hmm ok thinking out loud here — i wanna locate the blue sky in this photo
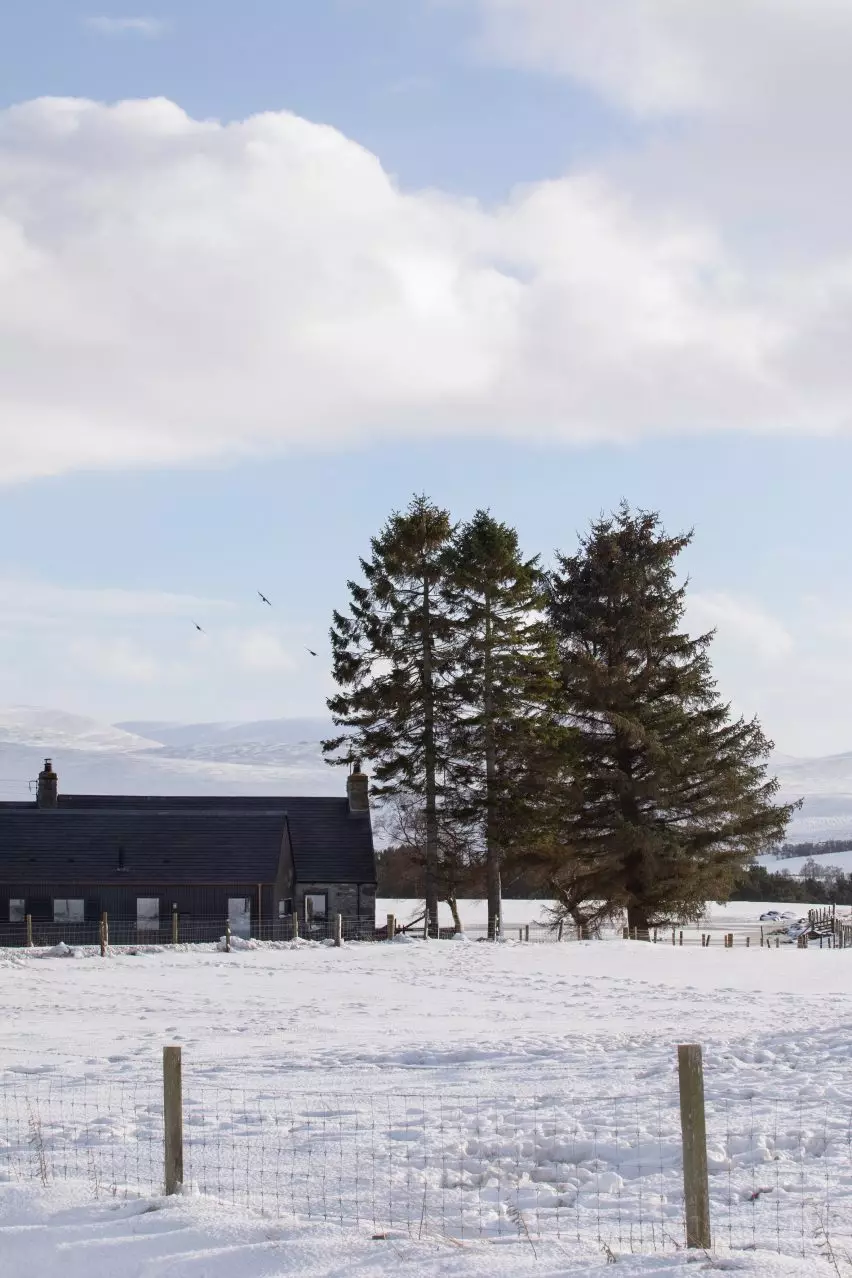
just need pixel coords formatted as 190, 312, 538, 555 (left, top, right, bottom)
1, 1, 851, 752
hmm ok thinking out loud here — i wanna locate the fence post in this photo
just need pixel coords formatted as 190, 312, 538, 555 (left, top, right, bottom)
677, 1044, 711, 1249
293, 912, 300, 941
225, 921, 231, 953
679, 930, 683, 946
26, 913, 33, 947
387, 913, 396, 941
335, 913, 343, 947
171, 907, 178, 945
557, 920, 564, 942
163, 1045, 183, 1196
525, 924, 530, 943
622, 926, 629, 940
99, 917, 106, 958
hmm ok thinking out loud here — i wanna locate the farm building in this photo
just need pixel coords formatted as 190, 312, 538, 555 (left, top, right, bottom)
0, 759, 376, 944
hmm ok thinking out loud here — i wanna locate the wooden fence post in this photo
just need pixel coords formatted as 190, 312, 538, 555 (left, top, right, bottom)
171, 907, 178, 945
293, 912, 300, 941
99, 916, 106, 958
225, 921, 231, 953
335, 913, 343, 947
101, 911, 109, 951
557, 920, 564, 942
622, 926, 629, 940
26, 914, 33, 948
677, 1044, 711, 1249
163, 1045, 183, 1195
679, 930, 683, 947
387, 913, 396, 941
525, 924, 530, 943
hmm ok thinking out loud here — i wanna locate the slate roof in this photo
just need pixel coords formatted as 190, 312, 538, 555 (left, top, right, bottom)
0, 795, 376, 885
0, 809, 287, 884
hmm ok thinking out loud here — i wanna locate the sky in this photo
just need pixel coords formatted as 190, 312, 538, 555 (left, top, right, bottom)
1, 0, 851, 754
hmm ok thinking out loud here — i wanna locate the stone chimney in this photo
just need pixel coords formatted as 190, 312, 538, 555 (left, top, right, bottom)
346, 761, 369, 815
36, 758, 58, 808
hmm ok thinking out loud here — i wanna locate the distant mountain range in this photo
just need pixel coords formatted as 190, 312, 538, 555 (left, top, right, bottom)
0, 706, 339, 800
0, 705, 850, 841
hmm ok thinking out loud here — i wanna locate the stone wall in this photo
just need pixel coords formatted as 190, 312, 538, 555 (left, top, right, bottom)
296, 882, 374, 925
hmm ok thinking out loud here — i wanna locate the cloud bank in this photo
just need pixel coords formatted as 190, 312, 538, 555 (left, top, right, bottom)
0, 76, 851, 480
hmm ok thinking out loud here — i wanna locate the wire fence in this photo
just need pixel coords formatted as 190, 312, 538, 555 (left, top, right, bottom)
2, 911, 850, 951
2, 1063, 852, 1258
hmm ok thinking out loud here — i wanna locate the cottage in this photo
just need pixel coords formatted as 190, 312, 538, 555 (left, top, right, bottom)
0, 759, 376, 943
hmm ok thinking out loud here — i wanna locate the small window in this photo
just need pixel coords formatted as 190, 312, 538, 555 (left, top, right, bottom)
9, 899, 24, 923
278, 899, 293, 919
53, 899, 84, 924
304, 893, 327, 922
137, 898, 159, 931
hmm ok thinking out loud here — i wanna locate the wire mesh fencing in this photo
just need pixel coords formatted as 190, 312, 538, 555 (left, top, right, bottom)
3, 1062, 852, 1259
0, 1074, 162, 1197
182, 1086, 682, 1250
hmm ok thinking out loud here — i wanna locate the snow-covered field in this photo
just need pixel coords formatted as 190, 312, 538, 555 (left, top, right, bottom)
3, 929, 852, 1275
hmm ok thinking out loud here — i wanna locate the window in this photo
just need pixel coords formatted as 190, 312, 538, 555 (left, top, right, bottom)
53, 899, 84, 924
137, 898, 159, 931
304, 893, 327, 921
9, 899, 24, 923
278, 899, 293, 919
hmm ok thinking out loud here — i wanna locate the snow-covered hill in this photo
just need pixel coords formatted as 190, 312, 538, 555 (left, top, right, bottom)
772, 751, 852, 841
0, 707, 338, 799
0, 707, 852, 833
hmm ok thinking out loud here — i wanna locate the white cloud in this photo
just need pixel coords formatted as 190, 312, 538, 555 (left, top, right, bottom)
70, 635, 160, 683
0, 575, 323, 722
468, 1, 852, 119
0, 578, 230, 623
84, 16, 168, 37
688, 592, 794, 662
230, 629, 297, 674
3, 96, 852, 482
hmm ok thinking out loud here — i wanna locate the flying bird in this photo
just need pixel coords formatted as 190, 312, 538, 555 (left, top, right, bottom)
306, 647, 317, 657
258, 591, 272, 607
192, 621, 205, 634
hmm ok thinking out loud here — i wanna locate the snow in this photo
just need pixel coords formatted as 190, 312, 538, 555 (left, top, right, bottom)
0, 1183, 834, 1278
3, 926, 852, 1274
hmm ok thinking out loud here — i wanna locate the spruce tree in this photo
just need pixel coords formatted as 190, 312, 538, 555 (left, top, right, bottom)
545, 504, 798, 937
323, 495, 454, 936
444, 511, 563, 940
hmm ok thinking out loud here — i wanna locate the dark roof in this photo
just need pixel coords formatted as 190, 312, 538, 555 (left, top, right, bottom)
0, 809, 285, 884
0, 795, 376, 885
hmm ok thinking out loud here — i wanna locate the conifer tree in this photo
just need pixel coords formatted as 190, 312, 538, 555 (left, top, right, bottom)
544, 504, 798, 937
323, 495, 454, 936
444, 511, 563, 940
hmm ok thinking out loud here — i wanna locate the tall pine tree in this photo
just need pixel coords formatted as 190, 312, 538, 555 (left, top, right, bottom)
323, 495, 454, 937
444, 511, 563, 940
544, 504, 797, 937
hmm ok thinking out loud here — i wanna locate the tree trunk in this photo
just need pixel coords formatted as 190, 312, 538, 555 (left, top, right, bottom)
484, 589, 502, 940
447, 893, 463, 935
422, 578, 440, 938
626, 904, 651, 941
